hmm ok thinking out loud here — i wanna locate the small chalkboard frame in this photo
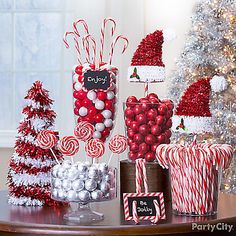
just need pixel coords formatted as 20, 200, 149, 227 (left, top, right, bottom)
82, 68, 113, 92
123, 192, 166, 221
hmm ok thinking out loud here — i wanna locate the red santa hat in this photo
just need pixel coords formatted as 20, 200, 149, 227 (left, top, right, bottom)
128, 29, 175, 83
172, 75, 228, 134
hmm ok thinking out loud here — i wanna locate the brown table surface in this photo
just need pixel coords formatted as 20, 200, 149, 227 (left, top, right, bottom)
0, 191, 235, 235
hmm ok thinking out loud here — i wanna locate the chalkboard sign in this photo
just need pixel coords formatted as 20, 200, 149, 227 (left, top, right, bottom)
83, 69, 111, 91
123, 192, 166, 221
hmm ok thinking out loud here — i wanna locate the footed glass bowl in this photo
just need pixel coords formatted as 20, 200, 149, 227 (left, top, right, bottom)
51, 160, 117, 224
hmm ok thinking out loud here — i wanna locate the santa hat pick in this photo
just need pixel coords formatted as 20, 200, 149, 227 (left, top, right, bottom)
128, 29, 175, 83
172, 75, 228, 134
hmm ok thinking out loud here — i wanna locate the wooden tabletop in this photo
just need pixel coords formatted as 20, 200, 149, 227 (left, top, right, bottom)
0, 191, 236, 235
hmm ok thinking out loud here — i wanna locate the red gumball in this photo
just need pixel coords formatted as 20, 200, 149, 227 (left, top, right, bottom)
102, 127, 110, 137
165, 138, 171, 144
125, 107, 135, 119
75, 99, 82, 108
157, 134, 166, 144
140, 99, 150, 111
133, 134, 144, 144
165, 130, 172, 139
134, 104, 143, 115
158, 103, 168, 115
105, 100, 113, 110
128, 138, 133, 146
166, 110, 173, 119
97, 91, 107, 101
127, 129, 136, 139
130, 142, 139, 152
147, 108, 158, 121
139, 143, 150, 154
88, 106, 97, 116
126, 96, 138, 107
145, 134, 156, 145
125, 118, 132, 127
135, 114, 147, 125
129, 151, 138, 161
130, 121, 139, 132
139, 124, 149, 136
148, 93, 159, 100
145, 152, 155, 162
73, 90, 86, 100
137, 152, 144, 159
156, 115, 166, 126
75, 65, 83, 75
78, 75, 83, 83
166, 119, 173, 129
148, 121, 156, 126
74, 107, 79, 115
82, 115, 93, 123
151, 143, 160, 152
82, 98, 93, 108
94, 113, 104, 123
151, 125, 162, 135
163, 99, 174, 110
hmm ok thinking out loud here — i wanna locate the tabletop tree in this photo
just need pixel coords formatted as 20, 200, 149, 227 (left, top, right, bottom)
8, 81, 63, 206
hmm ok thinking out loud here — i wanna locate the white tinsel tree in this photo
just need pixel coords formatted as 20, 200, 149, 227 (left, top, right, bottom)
169, 0, 236, 147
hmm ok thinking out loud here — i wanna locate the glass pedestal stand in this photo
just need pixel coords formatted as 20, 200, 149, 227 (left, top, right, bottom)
64, 203, 104, 224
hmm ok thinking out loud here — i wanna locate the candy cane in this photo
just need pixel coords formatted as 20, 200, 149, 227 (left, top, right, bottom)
135, 159, 142, 193
141, 159, 149, 193
109, 35, 129, 65
73, 19, 89, 37
99, 18, 116, 65
63, 31, 82, 65
132, 200, 139, 224
83, 34, 97, 66
151, 200, 161, 224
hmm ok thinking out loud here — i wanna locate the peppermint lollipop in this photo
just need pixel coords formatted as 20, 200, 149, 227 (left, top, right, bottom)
108, 134, 128, 165
74, 121, 94, 141
36, 130, 60, 164
109, 134, 128, 154
85, 139, 105, 159
58, 136, 80, 156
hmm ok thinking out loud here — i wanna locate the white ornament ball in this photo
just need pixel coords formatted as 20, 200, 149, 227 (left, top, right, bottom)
72, 179, 84, 191
85, 179, 97, 191
100, 182, 110, 193
88, 167, 99, 179
91, 190, 103, 201
79, 107, 88, 116
95, 123, 105, 132
53, 178, 62, 189
95, 100, 105, 110
87, 90, 97, 100
58, 189, 66, 199
78, 190, 91, 202
66, 190, 77, 201
52, 189, 58, 199
74, 82, 82, 91
77, 164, 88, 173
62, 160, 72, 169
62, 179, 72, 191
101, 110, 112, 119
57, 168, 65, 179
93, 131, 102, 139
107, 91, 115, 100
67, 169, 79, 180
104, 119, 113, 128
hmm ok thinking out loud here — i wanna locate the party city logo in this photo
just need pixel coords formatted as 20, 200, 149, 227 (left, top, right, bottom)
192, 223, 234, 233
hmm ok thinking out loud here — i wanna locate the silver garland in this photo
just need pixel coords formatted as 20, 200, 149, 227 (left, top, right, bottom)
168, 0, 236, 149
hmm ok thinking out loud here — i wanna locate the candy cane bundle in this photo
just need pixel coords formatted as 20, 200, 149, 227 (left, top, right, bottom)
156, 138, 233, 215
64, 18, 128, 143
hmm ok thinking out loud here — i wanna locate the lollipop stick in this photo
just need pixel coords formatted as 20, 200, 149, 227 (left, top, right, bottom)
107, 153, 114, 166
49, 148, 60, 165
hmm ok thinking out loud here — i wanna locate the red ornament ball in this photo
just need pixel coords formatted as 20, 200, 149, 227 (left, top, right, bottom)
133, 133, 144, 144
145, 152, 155, 162
139, 142, 150, 154
125, 118, 132, 127
127, 129, 136, 139
157, 134, 166, 144
128, 151, 138, 161
158, 103, 168, 115
147, 108, 157, 121
130, 121, 139, 132
130, 142, 139, 152
135, 114, 147, 125
151, 143, 160, 152
156, 115, 166, 126
134, 104, 143, 115
139, 124, 149, 136
151, 125, 162, 135
145, 134, 156, 145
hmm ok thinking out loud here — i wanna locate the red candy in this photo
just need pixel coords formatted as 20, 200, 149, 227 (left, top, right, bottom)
97, 91, 107, 100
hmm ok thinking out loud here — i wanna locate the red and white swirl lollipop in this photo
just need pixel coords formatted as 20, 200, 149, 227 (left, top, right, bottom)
109, 134, 128, 154
37, 130, 57, 149
58, 136, 80, 157
74, 121, 94, 141
36, 130, 60, 164
85, 139, 105, 159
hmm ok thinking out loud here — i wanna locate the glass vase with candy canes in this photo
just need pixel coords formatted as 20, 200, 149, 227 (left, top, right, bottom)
64, 18, 128, 143
36, 122, 128, 224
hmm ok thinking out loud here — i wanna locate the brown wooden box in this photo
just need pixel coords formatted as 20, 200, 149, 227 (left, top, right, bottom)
120, 160, 171, 204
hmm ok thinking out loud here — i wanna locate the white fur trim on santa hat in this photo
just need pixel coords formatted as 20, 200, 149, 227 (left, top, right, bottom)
172, 115, 213, 134
128, 66, 165, 83
210, 75, 228, 92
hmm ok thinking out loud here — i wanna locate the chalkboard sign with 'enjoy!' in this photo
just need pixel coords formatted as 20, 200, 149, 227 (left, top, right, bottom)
83, 69, 110, 91
123, 192, 166, 221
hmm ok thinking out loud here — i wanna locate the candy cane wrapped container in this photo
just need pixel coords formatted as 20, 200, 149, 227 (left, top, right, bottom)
65, 18, 128, 142
156, 141, 233, 216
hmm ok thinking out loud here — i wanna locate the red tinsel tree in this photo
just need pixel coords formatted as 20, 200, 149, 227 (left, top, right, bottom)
8, 81, 63, 206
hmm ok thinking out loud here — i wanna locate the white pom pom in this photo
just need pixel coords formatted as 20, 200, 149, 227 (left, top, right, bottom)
210, 75, 228, 92
163, 28, 176, 42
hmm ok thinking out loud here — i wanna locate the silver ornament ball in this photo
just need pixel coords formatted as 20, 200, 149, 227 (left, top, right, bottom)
85, 179, 97, 191
77, 190, 91, 202
71, 179, 85, 191
62, 179, 72, 191
91, 190, 103, 201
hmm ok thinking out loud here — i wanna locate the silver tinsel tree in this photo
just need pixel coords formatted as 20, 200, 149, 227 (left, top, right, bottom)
169, 0, 236, 148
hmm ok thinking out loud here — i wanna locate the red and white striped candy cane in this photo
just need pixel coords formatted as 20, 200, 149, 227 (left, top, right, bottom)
83, 34, 97, 66
73, 19, 89, 37
63, 31, 82, 65
109, 35, 129, 65
141, 159, 149, 193
132, 200, 139, 224
99, 18, 116, 65
145, 83, 149, 97
151, 200, 161, 224
135, 159, 143, 193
